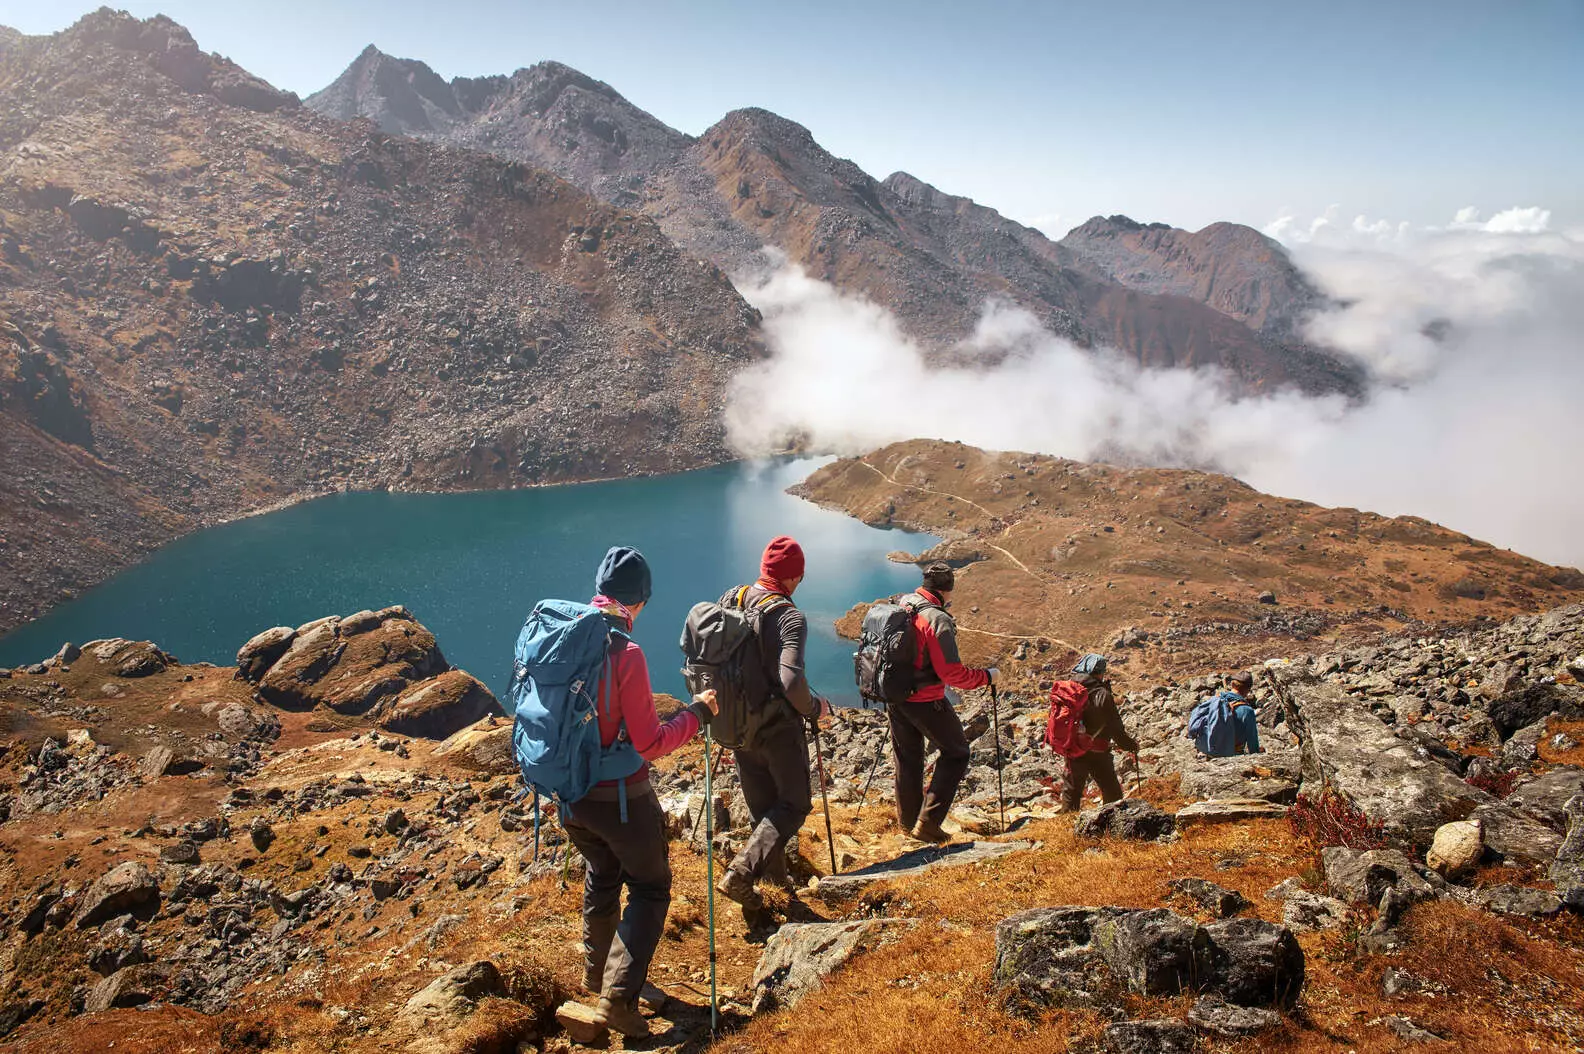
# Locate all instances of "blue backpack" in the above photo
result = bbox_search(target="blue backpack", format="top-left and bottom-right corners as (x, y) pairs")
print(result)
(509, 600), (644, 825)
(1187, 690), (1238, 757)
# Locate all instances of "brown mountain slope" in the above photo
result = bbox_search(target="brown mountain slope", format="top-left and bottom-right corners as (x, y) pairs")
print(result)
(1060, 215), (1324, 340)
(0, 11), (761, 633)
(307, 56), (1361, 395)
(793, 440), (1584, 677)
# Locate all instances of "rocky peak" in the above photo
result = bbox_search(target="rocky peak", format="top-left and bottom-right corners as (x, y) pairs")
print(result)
(38, 8), (296, 114)
(1061, 215), (1321, 339)
(304, 45), (461, 130)
(501, 60), (628, 115)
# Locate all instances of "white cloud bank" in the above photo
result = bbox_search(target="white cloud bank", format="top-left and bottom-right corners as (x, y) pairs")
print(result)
(724, 212), (1584, 569)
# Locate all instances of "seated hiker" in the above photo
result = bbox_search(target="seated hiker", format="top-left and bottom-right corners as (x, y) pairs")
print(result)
(714, 536), (830, 927)
(891, 562), (998, 844)
(1226, 671), (1263, 754)
(1186, 672), (1261, 756)
(1059, 653), (1139, 811)
(562, 547), (718, 1038)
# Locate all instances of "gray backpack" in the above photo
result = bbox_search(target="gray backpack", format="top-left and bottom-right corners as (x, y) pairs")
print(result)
(679, 586), (790, 749)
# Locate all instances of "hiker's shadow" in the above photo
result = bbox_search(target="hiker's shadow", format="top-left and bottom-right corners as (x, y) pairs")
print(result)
(621, 995), (749, 1053)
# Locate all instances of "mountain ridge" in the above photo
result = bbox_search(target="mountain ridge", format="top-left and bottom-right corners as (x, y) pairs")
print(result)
(306, 46), (1360, 393)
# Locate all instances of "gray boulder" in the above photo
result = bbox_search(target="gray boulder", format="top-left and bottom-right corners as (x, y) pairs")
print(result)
(1506, 767), (1584, 831)
(399, 960), (506, 1026)
(1321, 847), (1434, 906)
(1548, 792), (1584, 909)
(1282, 890), (1349, 932)
(75, 861), (160, 928)
(1487, 682), (1584, 740)
(82, 964), (167, 1014)
(1168, 877), (1248, 918)
(751, 919), (913, 1013)
(1276, 671), (1556, 861)
(1179, 750), (1301, 804)
(1478, 884), (1562, 917)
(995, 905), (1304, 1014)
(1075, 798), (1175, 841)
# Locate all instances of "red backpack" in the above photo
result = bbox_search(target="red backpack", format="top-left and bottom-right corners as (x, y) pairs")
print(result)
(1045, 680), (1096, 758)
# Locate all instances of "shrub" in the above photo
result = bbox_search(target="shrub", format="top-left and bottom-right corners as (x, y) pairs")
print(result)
(1465, 769), (1519, 797)
(1287, 789), (1388, 850)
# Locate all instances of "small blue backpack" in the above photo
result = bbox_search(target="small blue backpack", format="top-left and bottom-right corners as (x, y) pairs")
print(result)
(509, 600), (643, 826)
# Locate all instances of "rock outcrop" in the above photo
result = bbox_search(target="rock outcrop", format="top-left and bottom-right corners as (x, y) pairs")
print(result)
(237, 608), (499, 738)
(994, 905), (1303, 1014)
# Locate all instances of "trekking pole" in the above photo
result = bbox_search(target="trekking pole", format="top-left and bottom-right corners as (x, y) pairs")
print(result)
(688, 742), (728, 843)
(1130, 751), (1143, 797)
(989, 683), (1006, 835)
(810, 713), (839, 875)
(855, 717), (891, 820)
(703, 722), (719, 1036)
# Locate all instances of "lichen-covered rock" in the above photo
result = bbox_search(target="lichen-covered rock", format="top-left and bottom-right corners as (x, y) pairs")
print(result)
(1094, 908), (1209, 995)
(1275, 670), (1557, 863)
(1281, 890), (1349, 932)
(1201, 918), (1305, 1008)
(751, 919), (914, 1013)
(1187, 996), (1283, 1036)
(82, 964), (168, 1014)
(994, 906), (1126, 1012)
(1548, 792), (1584, 909)
(1478, 884), (1562, 917)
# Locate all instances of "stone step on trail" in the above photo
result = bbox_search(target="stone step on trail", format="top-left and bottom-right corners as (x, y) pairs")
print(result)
(812, 839), (1036, 897)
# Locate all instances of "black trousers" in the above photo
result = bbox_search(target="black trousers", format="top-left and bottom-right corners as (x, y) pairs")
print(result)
(730, 719), (812, 883)
(562, 786), (671, 1007)
(1062, 750), (1124, 810)
(889, 697), (971, 830)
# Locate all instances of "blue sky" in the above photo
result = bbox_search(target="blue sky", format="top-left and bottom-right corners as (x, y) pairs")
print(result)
(5, 0), (1579, 236)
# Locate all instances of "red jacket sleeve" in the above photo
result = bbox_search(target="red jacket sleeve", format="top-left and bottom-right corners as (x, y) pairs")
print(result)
(605, 641), (699, 761)
(920, 616), (989, 692)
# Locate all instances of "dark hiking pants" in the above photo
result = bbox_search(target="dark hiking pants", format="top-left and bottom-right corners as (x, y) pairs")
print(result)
(730, 719), (812, 884)
(889, 697), (971, 830)
(562, 786), (671, 1008)
(1062, 750), (1124, 810)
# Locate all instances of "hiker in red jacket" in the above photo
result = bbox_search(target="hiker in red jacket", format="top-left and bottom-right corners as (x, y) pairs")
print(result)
(890, 562), (998, 843)
(566, 546), (718, 1038)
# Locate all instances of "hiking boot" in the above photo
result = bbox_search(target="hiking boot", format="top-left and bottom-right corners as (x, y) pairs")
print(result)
(715, 867), (763, 910)
(595, 996), (650, 1039)
(910, 818), (952, 845)
(581, 963), (603, 995)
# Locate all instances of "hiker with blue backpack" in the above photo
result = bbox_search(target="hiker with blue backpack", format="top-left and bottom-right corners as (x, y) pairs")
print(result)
(510, 545), (718, 1039)
(1187, 671), (1263, 756)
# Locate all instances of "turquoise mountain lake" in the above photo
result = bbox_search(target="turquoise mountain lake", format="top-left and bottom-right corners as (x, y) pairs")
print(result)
(0, 459), (937, 708)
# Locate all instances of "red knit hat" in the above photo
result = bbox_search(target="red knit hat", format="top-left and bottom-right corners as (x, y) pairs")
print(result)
(760, 535), (806, 582)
